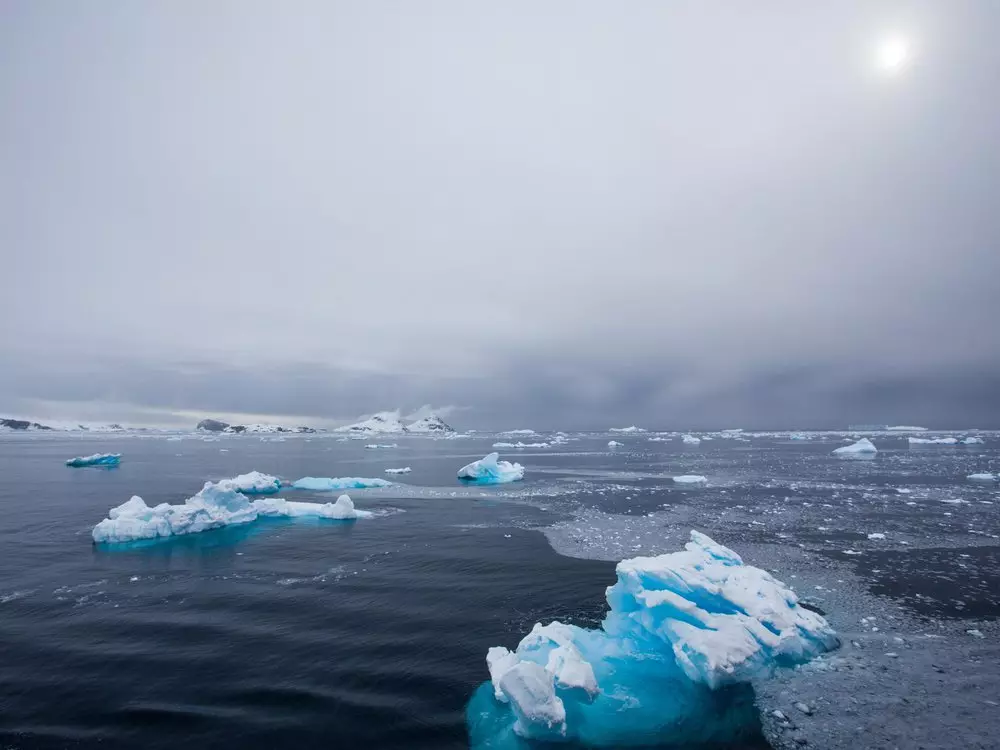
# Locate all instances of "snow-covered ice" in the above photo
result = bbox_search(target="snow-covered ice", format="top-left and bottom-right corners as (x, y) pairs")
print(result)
(66, 453), (121, 467)
(291, 477), (392, 491)
(493, 442), (549, 449)
(833, 438), (877, 454)
(468, 531), (838, 747)
(607, 440), (623, 448)
(887, 425), (928, 431)
(682, 434), (701, 445)
(908, 437), (958, 445)
(226, 471), (281, 494)
(963, 436), (985, 445)
(384, 467), (412, 474)
(968, 473), (997, 482)
(364, 443), (398, 449)
(457, 452), (524, 484)
(673, 475), (707, 484)
(609, 426), (646, 433)
(253, 495), (371, 520)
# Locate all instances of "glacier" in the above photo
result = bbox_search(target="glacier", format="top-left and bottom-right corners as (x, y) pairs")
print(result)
(458, 452), (525, 484)
(66, 453), (121, 467)
(467, 531), (839, 748)
(291, 477), (392, 491)
(226, 471), (281, 494)
(833, 438), (877, 454)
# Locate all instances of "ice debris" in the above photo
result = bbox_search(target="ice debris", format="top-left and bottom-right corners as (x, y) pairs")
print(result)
(833, 438), (877, 454)
(226, 471), (281, 494)
(458, 452), (524, 484)
(468, 531), (839, 747)
(66, 453), (121, 467)
(673, 475), (708, 484)
(291, 477), (392, 491)
(384, 467), (412, 474)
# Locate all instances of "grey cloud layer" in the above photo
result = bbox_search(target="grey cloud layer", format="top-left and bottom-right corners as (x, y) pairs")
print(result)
(3, 2), (999, 428)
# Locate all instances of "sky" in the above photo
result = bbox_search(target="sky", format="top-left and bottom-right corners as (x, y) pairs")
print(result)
(2, 1), (999, 430)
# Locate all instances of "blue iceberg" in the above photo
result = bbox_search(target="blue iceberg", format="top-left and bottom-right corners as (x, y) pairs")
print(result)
(66, 453), (121, 467)
(458, 452), (524, 485)
(291, 476), (392, 491)
(467, 531), (839, 748)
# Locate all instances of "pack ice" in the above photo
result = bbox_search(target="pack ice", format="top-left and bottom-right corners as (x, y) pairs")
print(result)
(458, 452), (525, 484)
(833, 438), (877, 454)
(66, 453), (121, 467)
(467, 531), (839, 747)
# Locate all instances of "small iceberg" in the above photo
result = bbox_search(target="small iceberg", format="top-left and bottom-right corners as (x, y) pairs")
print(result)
(66, 453), (121, 468)
(468, 531), (838, 747)
(227, 471), (281, 494)
(682, 434), (701, 445)
(493, 442), (550, 449)
(963, 436), (985, 445)
(607, 440), (623, 447)
(365, 443), (398, 449)
(609, 425), (646, 433)
(458, 452), (524, 484)
(968, 473), (997, 482)
(291, 477), (392, 491)
(254, 495), (371, 520)
(908, 437), (958, 445)
(647, 436), (671, 442)
(833, 438), (877, 454)
(673, 474), (707, 484)
(384, 467), (412, 474)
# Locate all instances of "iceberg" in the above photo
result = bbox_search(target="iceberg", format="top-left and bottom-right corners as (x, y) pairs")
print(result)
(458, 452), (524, 484)
(968, 473), (997, 482)
(962, 436), (985, 445)
(66, 453), (121, 467)
(226, 471), (281, 494)
(609, 425), (646, 433)
(682, 434), (701, 445)
(888, 425), (928, 431)
(253, 495), (371, 520)
(384, 466), (411, 474)
(607, 440), (623, 447)
(468, 531), (839, 747)
(833, 438), (877, 454)
(364, 443), (398, 449)
(291, 477), (392, 491)
(908, 437), (958, 445)
(673, 474), (707, 484)
(647, 436), (671, 442)
(493, 441), (550, 449)
(499, 429), (535, 436)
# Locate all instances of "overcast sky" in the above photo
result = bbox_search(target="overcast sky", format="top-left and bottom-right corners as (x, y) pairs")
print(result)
(3, 1), (999, 429)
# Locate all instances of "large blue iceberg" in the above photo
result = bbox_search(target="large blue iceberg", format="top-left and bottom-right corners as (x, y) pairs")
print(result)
(467, 531), (839, 748)
(458, 452), (525, 484)
(66, 453), (121, 467)
(291, 476), (392, 491)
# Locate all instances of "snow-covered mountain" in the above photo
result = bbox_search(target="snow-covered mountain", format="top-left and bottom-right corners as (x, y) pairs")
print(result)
(406, 415), (455, 433)
(335, 412), (409, 434)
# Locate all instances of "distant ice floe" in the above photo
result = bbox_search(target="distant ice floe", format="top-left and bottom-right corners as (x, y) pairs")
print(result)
(499, 429), (536, 436)
(682, 434), (701, 445)
(364, 443), (398, 449)
(962, 436), (985, 445)
(609, 426), (646, 433)
(66, 453), (121, 468)
(493, 442), (550, 449)
(647, 436), (671, 442)
(673, 475), (707, 484)
(968, 473), (997, 482)
(468, 531), (839, 747)
(458, 452), (524, 484)
(226, 471), (281, 494)
(908, 437), (958, 445)
(887, 425), (928, 431)
(607, 440), (624, 448)
(833, 438), (877, 455)
(292, 477), (392, 491)
(384, 467), (412, 474)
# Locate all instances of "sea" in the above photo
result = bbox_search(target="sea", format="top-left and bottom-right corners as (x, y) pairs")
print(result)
(0, 429), (998, 749)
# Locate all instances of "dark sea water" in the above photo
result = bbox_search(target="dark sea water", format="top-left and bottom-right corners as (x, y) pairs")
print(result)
(0, 430), (997, 749)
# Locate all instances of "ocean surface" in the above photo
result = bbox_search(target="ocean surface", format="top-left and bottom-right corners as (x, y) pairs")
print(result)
(1, 429), (998, 749)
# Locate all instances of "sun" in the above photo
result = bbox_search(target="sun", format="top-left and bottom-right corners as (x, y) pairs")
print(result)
(877, 36), (910, 74)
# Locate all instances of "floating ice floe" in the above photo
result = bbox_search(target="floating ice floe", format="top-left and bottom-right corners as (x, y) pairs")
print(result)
(887, 425), (928, 431)
(292, 476), (392, 491)
(493, 442), (550, 449)
(66, 453), (121, 467)
(867, 532), (886, 540)
(384, 467), (412, 474)
(647, 436), (671, 442)
(673, 475), (707, 484)
(682, 434), (701, 445)
(458, 452), (524, 484)
(607, 440), (623, 448)
(962, 436), (985, 445)
(500, 429), (536, 436)
(609, 426), (646, 433)
(833, 438), (877, 454)
(968, 473), (997, 482)
(226, 471), (281, 494)
(253, 495), (371, 520)
(908, 437), (958, 445)
(468, 531), (839, 746)
(364, 443), (398, 449)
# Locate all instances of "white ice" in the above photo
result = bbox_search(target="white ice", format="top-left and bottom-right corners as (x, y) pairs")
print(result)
(607, 440), (624, 447)
(365, 443), (398, 449)
(833, 438), (877, 454)
(673, 475), (707, 484)
(493, 442), (550, 449)
(254, 495), (372, 520)
(226, 471), (281, 494)
(291, 477), (392, 490)
(384, 467), (412, 474)
(962, 436), (985, 445)
(609, 426), (646, 433)
(457, 452), (525, 484)
(682, 434), (701, 445)
(908, 437), (958, 445)
(968, 473), (997, 482)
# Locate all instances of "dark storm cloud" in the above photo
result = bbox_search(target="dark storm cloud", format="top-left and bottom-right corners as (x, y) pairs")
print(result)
(2, 1), (999, 428)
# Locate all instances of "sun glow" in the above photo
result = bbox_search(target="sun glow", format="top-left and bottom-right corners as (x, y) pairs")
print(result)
(877, 35), (911, 74)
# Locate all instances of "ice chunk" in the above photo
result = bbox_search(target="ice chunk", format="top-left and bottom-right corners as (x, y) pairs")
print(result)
(908, 436), (958, 445)
(887, 425), (928, 431)
(457, 452), (524, 484)
(607, 440), (623, 447)
(682, 434), (701, 445)
(364, 443), (398, 449)
(609, 425), (646, 433)
(867, 532), (886, 540)
(647, 436), (671, 442)
(226, 471), (281, 494)
(962, 436), (985, 445)
(468, 531), (838, 748)
(968, 473), (997, 482)
(291, 476), (392, 491)
(253, 494), (372, 520)
(833, 438), (877, 454)
(384, 467), (412, 474)
(499, 429), (535, 436)
(673, 475), (707, 484)
(493, 442), (550, 449)
(66, 453), (121, 467)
